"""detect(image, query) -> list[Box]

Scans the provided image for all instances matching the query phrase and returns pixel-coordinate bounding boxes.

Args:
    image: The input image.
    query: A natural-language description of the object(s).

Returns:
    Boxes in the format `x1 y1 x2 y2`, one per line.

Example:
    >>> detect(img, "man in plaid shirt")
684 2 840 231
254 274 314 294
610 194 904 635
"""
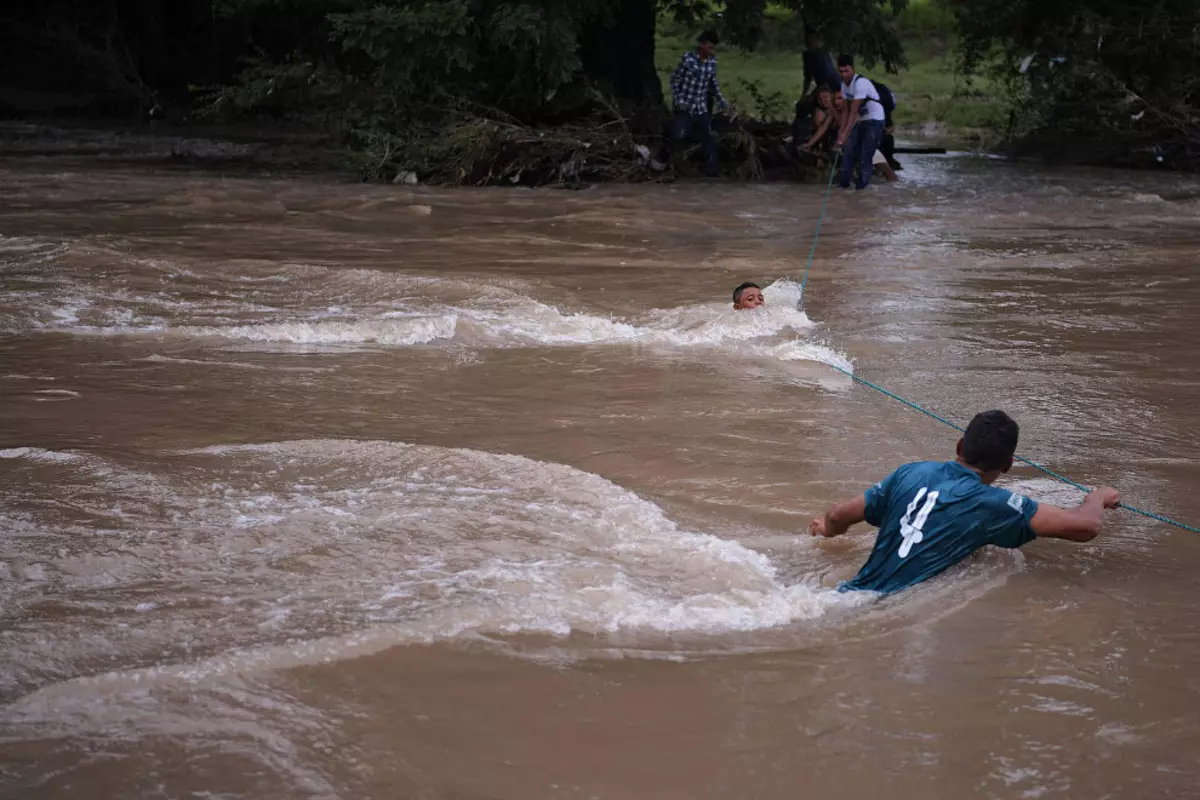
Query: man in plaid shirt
663 29 727 177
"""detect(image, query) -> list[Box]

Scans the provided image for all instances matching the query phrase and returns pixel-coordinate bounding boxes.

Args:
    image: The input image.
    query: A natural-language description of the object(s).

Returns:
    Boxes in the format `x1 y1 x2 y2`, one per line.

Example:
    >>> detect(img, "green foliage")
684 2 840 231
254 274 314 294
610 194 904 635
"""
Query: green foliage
22 0 1199 174
661 0 910 69
4 0 922 178
194 54 346 122
200 0 625 177
754 0 909 71
656 19 1002 145
210 0 610 122
328 2 474 76
733 78 789 120
658 0 718 25
204 0 916 179
893 0 955 46
948 0 1200 166
723 0 769 51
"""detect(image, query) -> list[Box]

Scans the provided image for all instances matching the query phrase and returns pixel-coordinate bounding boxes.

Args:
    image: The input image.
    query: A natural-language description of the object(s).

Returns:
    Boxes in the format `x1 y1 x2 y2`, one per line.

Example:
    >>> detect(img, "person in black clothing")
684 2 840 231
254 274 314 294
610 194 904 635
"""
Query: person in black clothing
880 115 901 172
802 29 841 97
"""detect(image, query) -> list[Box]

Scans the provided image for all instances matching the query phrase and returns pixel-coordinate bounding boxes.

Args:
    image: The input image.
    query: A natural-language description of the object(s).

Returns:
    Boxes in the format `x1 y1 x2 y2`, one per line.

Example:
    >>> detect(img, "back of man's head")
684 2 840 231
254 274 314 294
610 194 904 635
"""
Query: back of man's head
837 54 855 68
961 410 1019 472
699 29 720 46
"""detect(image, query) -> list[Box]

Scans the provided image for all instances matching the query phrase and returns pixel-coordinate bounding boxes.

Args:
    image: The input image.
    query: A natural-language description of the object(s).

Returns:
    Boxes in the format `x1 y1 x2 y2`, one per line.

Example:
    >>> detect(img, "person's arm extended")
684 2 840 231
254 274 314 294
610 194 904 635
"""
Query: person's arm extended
836 98 863 147
710 62 727 110
804 109 833 149
1030 487 1120 542
809 494 867 538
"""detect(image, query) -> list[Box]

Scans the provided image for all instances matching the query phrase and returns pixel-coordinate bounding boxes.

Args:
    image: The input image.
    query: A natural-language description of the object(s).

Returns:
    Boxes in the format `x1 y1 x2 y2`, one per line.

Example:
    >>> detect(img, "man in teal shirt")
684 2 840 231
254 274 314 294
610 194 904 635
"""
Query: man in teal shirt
810 410 1122 594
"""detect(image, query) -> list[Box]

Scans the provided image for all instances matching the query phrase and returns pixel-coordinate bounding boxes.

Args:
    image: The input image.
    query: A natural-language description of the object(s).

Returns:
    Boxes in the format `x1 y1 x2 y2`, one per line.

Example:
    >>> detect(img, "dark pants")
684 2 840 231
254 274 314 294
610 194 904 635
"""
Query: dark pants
667 111 718 176
839 119 885 190
880 115 899 169
880 132 897 166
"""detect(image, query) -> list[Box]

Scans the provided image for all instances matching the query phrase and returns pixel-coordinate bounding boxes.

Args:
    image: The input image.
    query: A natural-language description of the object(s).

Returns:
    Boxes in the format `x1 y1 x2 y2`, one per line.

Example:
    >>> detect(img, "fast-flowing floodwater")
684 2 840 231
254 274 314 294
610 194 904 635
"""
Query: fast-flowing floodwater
1 149 1199 799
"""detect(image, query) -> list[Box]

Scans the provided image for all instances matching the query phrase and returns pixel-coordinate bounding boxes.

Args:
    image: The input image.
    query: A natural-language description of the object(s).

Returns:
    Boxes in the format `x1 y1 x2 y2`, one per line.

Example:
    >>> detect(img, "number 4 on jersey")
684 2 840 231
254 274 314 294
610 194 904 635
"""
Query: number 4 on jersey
898 488 939 558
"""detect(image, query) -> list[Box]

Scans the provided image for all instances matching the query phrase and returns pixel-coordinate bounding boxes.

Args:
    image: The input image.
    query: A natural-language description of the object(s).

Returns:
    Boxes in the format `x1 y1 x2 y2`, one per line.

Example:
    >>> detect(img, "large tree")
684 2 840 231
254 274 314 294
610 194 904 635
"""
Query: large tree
2 0 909 117
1 0 915 180
721 0 907 70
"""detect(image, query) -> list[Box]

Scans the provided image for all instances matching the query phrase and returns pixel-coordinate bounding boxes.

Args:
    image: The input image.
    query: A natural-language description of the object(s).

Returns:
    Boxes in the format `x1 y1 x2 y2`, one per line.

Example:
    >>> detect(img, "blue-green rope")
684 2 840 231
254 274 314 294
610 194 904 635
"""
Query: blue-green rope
821 363 1200 533
798 155 840 299
791 152 1196 533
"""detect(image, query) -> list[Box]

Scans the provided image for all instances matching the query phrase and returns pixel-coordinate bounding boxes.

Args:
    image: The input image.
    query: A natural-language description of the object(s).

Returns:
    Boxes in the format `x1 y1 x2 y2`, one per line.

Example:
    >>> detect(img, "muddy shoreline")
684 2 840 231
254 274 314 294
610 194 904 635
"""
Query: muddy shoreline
0 119 857 184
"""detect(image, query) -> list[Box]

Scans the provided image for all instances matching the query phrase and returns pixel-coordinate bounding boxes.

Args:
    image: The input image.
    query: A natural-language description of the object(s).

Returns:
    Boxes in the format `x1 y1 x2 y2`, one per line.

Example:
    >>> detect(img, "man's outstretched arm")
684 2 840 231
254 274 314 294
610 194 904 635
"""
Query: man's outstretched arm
809 494 867 538
1030 487 1120 542
836 98 864 148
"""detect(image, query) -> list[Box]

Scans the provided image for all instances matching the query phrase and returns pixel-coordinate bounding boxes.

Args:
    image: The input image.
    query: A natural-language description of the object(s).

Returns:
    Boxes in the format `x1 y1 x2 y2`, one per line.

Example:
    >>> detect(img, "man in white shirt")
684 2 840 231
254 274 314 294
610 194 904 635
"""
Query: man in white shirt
834 54 887 190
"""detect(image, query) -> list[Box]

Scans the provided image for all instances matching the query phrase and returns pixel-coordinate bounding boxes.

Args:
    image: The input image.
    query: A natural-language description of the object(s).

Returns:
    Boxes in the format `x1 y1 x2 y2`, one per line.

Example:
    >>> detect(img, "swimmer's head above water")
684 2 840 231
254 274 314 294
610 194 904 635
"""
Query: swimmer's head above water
733 282 764 310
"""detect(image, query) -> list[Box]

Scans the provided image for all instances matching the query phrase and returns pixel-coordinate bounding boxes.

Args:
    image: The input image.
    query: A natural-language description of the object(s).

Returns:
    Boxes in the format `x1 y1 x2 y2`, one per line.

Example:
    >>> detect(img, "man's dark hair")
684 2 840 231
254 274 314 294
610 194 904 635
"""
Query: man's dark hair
961 410 1019 472
699 29 720 45
733 281 761 303
837 54 854 68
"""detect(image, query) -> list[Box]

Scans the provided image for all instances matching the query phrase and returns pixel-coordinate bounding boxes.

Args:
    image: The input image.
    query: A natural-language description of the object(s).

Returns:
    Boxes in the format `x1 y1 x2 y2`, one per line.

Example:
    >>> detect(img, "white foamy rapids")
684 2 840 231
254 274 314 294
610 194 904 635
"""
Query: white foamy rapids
210 313 461 346
186 278 848 368
0 238 449 334
204 278 814 348
765 340 855 373
0 246 848 369
0 446 86 463
197 299 814 350
0 440 864 711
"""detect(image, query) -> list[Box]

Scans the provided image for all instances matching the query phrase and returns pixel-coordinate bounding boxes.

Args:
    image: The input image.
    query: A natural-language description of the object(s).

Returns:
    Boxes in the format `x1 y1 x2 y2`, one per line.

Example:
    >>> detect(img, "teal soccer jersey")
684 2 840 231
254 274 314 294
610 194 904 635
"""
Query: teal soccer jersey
841 461 1039 594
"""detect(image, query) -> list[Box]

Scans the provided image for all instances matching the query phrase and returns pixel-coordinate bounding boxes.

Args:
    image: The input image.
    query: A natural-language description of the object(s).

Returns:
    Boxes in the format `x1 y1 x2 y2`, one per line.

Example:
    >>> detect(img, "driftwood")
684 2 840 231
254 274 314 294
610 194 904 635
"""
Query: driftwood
384 112 832 186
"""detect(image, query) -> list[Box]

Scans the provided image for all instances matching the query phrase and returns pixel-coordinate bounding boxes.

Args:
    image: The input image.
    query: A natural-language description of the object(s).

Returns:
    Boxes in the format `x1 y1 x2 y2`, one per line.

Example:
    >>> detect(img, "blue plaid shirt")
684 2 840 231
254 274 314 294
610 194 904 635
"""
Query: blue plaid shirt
670 51 725 115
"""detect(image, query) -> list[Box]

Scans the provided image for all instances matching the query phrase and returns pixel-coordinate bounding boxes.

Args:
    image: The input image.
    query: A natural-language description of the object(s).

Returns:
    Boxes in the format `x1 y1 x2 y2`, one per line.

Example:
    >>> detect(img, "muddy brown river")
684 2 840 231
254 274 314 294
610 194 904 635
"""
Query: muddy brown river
1 149 1199 798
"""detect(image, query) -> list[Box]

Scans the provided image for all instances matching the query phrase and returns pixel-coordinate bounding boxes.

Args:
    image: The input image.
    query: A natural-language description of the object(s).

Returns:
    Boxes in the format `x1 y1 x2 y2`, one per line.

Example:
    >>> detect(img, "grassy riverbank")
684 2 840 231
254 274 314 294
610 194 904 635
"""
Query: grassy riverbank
0 1 1000 181
656 0 1000 147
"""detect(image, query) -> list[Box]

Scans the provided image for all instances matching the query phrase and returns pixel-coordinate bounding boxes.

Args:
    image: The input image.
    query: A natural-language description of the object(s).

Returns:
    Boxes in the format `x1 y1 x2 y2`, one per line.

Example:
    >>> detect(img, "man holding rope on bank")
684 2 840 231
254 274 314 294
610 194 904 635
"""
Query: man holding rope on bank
833 54 888 190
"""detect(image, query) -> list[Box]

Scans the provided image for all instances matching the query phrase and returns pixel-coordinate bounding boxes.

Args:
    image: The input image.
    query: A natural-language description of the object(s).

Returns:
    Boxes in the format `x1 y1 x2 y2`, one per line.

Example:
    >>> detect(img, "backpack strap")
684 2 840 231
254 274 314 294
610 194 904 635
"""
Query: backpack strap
857 76 880 106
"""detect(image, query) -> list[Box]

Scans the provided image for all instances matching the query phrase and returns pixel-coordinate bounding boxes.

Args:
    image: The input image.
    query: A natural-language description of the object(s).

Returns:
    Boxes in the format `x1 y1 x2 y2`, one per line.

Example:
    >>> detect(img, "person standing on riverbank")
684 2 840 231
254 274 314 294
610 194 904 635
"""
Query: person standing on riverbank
809 410 1122 594
662 30 728 178
802 29 841 97
834 54 887 190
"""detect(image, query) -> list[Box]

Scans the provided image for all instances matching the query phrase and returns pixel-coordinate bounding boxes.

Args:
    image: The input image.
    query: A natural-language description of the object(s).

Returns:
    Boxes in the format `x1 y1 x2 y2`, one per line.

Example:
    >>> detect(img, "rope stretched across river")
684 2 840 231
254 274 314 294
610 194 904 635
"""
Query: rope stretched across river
799 156 840 296
795 154 1198 534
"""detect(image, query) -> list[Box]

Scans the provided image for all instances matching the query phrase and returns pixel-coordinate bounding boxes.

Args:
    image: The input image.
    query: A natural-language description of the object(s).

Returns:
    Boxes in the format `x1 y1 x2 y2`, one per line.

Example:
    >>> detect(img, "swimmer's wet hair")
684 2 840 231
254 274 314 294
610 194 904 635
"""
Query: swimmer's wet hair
733 282 761 303
961 410 1019 472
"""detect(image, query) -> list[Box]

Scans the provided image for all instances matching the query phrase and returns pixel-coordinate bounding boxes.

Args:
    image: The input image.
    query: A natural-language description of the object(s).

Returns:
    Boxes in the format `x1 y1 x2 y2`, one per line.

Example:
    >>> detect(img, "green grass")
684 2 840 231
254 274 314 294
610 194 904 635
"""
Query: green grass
656 3 1003 144
655 34 804 121
885 46 1000 138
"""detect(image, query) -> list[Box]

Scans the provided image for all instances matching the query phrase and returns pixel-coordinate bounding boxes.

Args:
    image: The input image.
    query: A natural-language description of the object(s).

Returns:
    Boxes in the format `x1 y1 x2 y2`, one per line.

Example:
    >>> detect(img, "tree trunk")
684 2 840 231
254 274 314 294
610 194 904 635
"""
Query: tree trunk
577 0 663 111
